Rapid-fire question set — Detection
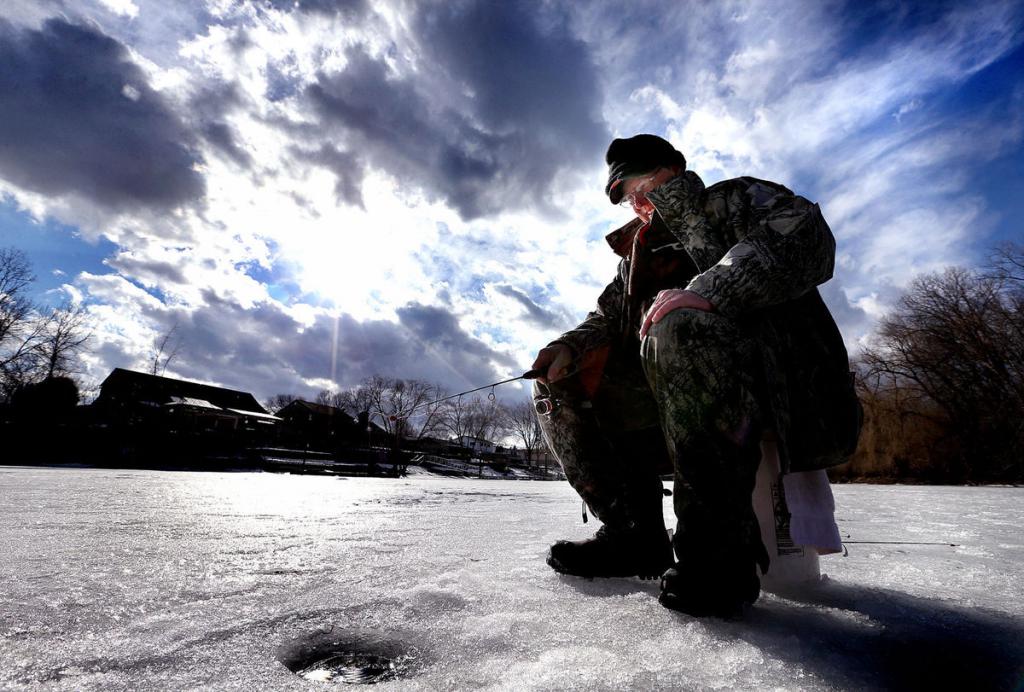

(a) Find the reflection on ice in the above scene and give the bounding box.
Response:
[296,652,411,684]
[277,627,419,685]
[1,468,1023,690]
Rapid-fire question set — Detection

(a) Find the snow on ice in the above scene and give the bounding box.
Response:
[1,467,1023,690]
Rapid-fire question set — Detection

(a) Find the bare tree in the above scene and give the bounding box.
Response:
[343,376,446,441]
[441,394,471,441]
[338,382,374,417]
[502,400,544,462]
[263,393,298,414]
[991,241,1024,288]
[0,248,34,347]
[442,393,502,446]
[315,388,345,409]
[35,302,92,380]
[0,248,46,399]
[0,316,48,400]
[466,396,502,443]
[405,380,447,441]
[149,323,182,376]
[857,248,1024,481]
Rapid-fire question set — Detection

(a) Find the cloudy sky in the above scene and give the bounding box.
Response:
[1,0,1022,402]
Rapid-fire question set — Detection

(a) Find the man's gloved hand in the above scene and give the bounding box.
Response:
[640,289,715,338]
[531,343,573,384]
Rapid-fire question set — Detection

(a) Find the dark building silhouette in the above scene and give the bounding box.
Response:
[277,399,357,448]
[94,368,279,434]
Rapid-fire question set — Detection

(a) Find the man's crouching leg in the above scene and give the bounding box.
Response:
[534,375,672,579]
[641,309,769,616]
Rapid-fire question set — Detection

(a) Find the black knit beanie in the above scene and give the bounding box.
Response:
[604,134,686,204]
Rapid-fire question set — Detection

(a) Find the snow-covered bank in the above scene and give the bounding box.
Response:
[1,468,1022,690]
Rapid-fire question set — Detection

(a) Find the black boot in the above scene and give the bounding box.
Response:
[658,558,761,618]
[658,520,769,618]
[547,524,673,579]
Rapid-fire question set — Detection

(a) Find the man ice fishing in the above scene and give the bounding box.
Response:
[531,134,861,617]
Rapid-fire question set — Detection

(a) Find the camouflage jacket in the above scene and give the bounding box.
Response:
[556,171,861,472]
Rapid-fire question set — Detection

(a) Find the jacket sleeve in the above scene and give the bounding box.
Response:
[667,181,836,317]
[550,262,626,355]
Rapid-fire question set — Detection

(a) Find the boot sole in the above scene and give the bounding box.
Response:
[546,554,666,580]
[658,589,753,619]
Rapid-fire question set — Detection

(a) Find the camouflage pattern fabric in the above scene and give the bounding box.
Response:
[533,349,667,532]
[536,307,769,567]
[537,169,859,568]
[640,307,767,567]
[553,171,861,474]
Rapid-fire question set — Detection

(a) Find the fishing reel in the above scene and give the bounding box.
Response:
[533,396,561,417]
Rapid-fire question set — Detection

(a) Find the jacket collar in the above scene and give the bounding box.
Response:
[644,170,706,226]
[604,171,706,258]
[604,218,645,258]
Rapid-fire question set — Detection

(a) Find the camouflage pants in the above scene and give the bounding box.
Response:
[535,309,766,565]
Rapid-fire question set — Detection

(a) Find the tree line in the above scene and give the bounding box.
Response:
[835,243,1024,484]
[264,376,545,461]
[6,238,1022,482]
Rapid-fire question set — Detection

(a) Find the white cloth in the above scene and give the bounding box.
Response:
[782,470,843,555]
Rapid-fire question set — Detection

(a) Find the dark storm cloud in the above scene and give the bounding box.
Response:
[290,144,365,206]
[130,293,511,400]
[0,18,205,211]
[494,284,567,329]
[189,83,253,168]
[303,1,608,219]
[306,45,501,218]
[201,121,252,168]
[259,0,370,20]
[105,255,188,287]
[395,303,512,370]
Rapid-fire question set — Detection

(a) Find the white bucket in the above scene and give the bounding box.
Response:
[752,439,821,592]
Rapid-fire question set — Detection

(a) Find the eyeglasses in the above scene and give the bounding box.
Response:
[617,171,662,209]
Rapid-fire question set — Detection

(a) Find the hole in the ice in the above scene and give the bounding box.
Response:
[293,651,411,684]
[279,630,416,685]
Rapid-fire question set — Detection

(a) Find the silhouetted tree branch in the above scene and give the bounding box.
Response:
[35,302,92,380]
[341,376,446,441]
[854,245,1024,482]
[150,323,182,376]
[263,393,298,414]
[502,400,543,462]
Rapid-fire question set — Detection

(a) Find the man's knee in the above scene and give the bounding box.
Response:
[646,308,740,347]
[640,308,747,369]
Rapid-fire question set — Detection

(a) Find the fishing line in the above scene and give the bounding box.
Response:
[843,540,960,546]
[839,537,960,556]
[388,368,544,422]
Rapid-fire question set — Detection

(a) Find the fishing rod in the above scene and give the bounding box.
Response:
[389,368,545,421]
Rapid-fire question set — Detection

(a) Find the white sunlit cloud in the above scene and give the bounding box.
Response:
[0,0,1021,400]
[579,1,1024,346]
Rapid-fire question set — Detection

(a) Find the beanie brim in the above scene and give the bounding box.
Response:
[605,162,659,204]
[604,134,686,204]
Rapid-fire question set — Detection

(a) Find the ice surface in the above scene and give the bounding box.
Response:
[1,468,1023,690]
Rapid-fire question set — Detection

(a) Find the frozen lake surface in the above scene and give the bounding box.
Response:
[2,467,1023,690]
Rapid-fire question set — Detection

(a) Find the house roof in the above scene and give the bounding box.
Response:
[166,396,221,410]
[278,399,353,419]
[226,408,282,421]
[276,400,393,434]
[95,368,268,414]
